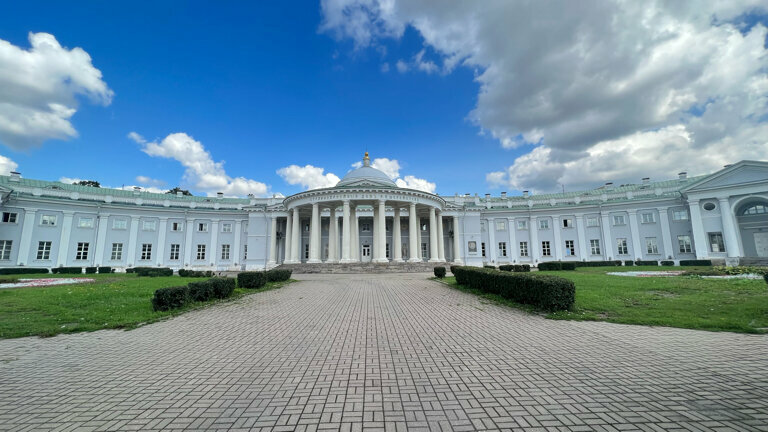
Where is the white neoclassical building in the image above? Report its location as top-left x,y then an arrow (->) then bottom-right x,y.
0,154 -> 766,271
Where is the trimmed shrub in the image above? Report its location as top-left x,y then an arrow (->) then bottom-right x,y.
574,261 -> 622,267
634,260 -> 658,266
151,286 -> 189,311
188,280 -> 215,302
209,277 -> 236,299
135,267 -> 173,277
679,260 -> 712,266
97,266 -> 112,274
483,265 -> 497,269
451,266 -> 574,311
52,267 -> 82,274
764,274 -> 768,285
498,265 -> 513,272
0,267 -> 49,275
498,264 -> 531,272
85,266 -> 97,274
434,267 -> 446,278
125,268 -> 136,273
660,260 -> 674,266
266,268 -> 292,282
624,260 -> 634,266
237,271 -> 267,289
178,269 -> 213,277
538,262 -> 576,271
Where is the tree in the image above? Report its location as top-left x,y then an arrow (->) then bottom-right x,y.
75,180 -> 100,187
166,187 -> 192,196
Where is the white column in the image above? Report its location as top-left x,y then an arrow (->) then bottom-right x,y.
291,208 -> 300,262
529,216 -> 539,263
718,198 -> 741,258
575,214 -> 588,260
125,216 -> 141,267
341,200 -> 352,263
267,215 -> 277,266
507,217 -> 517,262
600,212 -> 612,260
56,211 -> 75,267
658,207 -> 674,259
352,206 -> 360,261
328,207 -> 338,263
16,209 -> 38,266
308,203 -> 321,263
428,207 -> 440,263
553,216 -> 563,260
284,211 -> 293,264
436,211 -> 445,262
409,203 -> 420,262
688,200 -> 708,258
372,203 -> 379,261
452,216 -> 462,264
628,210 -> 643,260
91,213 -> 109,267
183,217 -> 194,266
233,220 -> 242,267
156,217 -> 168,267
375,199 -> 388,263
487,217 -> 497,263
210,220 -> 219,267
393,206 -> 403,262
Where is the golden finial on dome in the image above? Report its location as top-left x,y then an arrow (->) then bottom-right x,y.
363,151 -> 371,167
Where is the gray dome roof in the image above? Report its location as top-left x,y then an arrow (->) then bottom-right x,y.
336,153 -> 398,188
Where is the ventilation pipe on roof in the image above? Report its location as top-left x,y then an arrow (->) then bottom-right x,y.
605,182 -> 614,189
484,193 -> 491,199
8,171 -> 20,182
642,177 -> 650,185
501,191 -> 507,198
217,192 -> 224,199
523,190 -> 529,198
176,191 -> 183,197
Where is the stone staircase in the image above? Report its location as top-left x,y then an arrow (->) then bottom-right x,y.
275,262 -> 453,274
738,257 -> 768,267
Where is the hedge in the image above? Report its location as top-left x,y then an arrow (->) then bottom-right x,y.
538,262 -> 577,271
178,269 -> 214,277
661,260 -> 674,266
97,266 -> 112,274
434,267 -> 446,278
634,260 -> 659,266
483,265 -> 497,269
0,268 -> 49,275
134,267 -> 173,277
574,260 -> 622,267
764,274 -> 768,285
266,268 -> 292,282
451,266 -> 574,311
85,266 -> 97,274
624,260 -> 634,266
237,271 -> 267,289
52,267 -> 82,274
679,260 -> 712,266
152,286 -> 189,311
498,264 -> 531,272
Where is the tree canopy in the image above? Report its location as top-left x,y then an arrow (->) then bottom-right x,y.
166,187 -> 192,196
74,180 -> 100,187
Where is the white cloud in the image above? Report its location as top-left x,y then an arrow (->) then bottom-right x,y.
135,175 -> 166,187
58,176 -> 83,184
0,154 -> 18,175
276,164 -> 341,190
395,59 -> 408,73
395,175 -> 436,193
320,1 -> 768,191
0,32 -> 113,150
133,131 -> 270,197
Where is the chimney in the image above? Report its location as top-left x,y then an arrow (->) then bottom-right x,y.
642,177 -> 650,185
501,191 -> 507,198
605,182 -> 614,189
9,171 -> 20,182
133,186 -> 141,196
176,191 -> 183,197
678,172 -> 687,180
247,193 -> 255,199
484,193 -> 491,199
217,192 -> 224,199
523,190 -> 529,198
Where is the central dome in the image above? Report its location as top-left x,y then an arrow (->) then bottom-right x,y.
336,152 -> 398,188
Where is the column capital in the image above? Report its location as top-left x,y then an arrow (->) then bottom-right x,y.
657,206 -> 670,212
717,197 -> 731,203
627,210 -> 638,216
378,199 -> 386,205
688,199 -> 700,205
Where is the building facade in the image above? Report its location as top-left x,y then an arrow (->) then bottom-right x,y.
0,155 -> 766,271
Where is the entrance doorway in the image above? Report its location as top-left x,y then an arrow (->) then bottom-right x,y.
361,244 -> 371,262
755,233 -> 768,257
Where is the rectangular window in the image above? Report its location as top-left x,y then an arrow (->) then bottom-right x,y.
2,212 -> 17,223
78,217 -> 94,228
362,223 -> 371,232
0,240 -> 11,260
141,243 -> 152,260
243,244 -> 248,259
142,220 -> 156,231
196,244 -> 206,260
541,241 -> 551,256
171,222 -> 184,231
37,241 -> 52,260
641,212 -> 656,223
421,242 -> 428,258
305,244 -> 309,259
169,244 -> 180,260
481,242 -> 486,257
565,240 -> 575,256
222,223 -> 233,233
197,222 -> 208,232
385,243 -> 390,258
41,214 -> 57,226
617,238 -> 629,255
498,242 -> 507,257
678,235 -> 692,253
495,220 -> 506,231
111,243 -> 123,261
421,220 -> 428,231
221,244 -> 230,260
672,210 -> 689,221
517,220 -> 528,230
646,237 -> 659,254
519,241 -> 528,257
590,239 -> 601,255
562,218 -> 573,228
112,219 -> 127,230
539,219 -> 550,230
613,215 -> 626,226
75,242 -> 89,260
709,233 -> 725,253
586,216 -> 599,227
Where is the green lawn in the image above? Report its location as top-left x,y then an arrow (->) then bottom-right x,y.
0,273 -> 293,339
439,266 -> 768,333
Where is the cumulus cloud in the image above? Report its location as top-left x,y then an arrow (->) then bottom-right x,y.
0,154 -> 18,175
0,32 -> 113,150
395,175 -> 436,193
135,175 -> 166,187
349,156 -> 436,192
320,0 -> 768,191
131,131 -> 270,197
276,164 -> 340,190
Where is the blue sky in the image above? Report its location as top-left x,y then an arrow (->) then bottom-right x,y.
1,1 -> 766,197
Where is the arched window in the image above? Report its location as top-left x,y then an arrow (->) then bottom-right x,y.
741,204 -> 768,215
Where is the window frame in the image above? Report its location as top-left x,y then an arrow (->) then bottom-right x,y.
78,217 -> 94,228
590,239 -> 601,255
221,223 -> 233,233
196,244 -> 206,260
640,212 -> 656,224
586,216 -> 599,227
708,232 -> 725,253
37,241 -> 52,260
171,221 -> 184,232
498,241 -> 507,257
112,218 -> 127,230
565,240 -> 575,256
645,237 -> 659,254
140,243 -> 152,261
197,222 -> 209,233
519,241 -> 528,257
0,240 -> 12,260
541,241 -> 551,256
672,210 -> 689,221
613,215 -> 626,226
169,244 -> 180,260
538,219 -> 550,230
517,220 -> 528,230
75,242 -> 90,260
221,244 -> 231,260
616,238 -> 629,255
678,235 -> 692,253
1,212 -> 18,223
40,214 -> 57,226
142,220 -> 157,231
562,218 -> 573,228
111,243 -> 123,261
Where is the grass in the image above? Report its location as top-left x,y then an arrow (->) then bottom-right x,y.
437,266 -> 768,334
0,273 -> 294,339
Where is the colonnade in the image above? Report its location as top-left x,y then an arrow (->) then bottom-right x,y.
268,200 -> 461,265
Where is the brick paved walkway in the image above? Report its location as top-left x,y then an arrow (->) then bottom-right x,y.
1,273 -> 767,431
